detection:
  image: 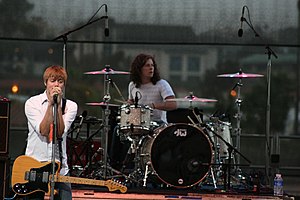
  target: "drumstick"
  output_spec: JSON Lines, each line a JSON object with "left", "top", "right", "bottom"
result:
{"left": 187, "top": 115, "right": 197, "bottom": 126}
{"left": 192, "top": 109, "right": 202, "bottom": 124}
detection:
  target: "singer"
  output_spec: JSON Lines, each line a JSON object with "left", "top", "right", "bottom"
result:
{"left": 24, "top": 65, "right": 78, "bottom": 199}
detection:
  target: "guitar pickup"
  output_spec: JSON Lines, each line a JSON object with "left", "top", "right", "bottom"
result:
{"left": 24, "top": 171, "right": 30, "bottom": 181}
{"left": 42, "top": 172, "right": 49, "bottom": 183}
{"left": 29, "top": 170, "right": 36, "bottom": 181}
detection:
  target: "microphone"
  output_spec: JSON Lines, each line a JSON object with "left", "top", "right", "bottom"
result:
{"left": 53, "top": 93, "right": 58, "bottom": 103}
{"left": 104, "top": 5, "right": 109, "bottom": 37}
{"left": 75, "top": 110, "right": 88, "bottom": 139}
{"left": 238, "top": 6, "right": 246, "bottom": 37}
{"left": 134, "top": 91, "right": 139, "bottom": 107}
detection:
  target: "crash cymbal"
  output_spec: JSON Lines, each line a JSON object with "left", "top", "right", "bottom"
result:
{"left": 86, "top": 102, "right": 120, "bottom": 107}
{"left": 84, "top": 67, "right": 130, "bottom": 75}
{"left": 217, "top": 71, "right": 263, "bottom": 78}
{"left": 166, "top": 96, "right": 217, "bottom": 103}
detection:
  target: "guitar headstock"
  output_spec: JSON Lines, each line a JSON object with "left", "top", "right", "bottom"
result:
{"left": 105, "top": 179, "right": 127, "bottom": 193}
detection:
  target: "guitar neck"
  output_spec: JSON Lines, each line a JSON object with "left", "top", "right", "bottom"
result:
{"left": 54, "top": 175, "right": 106, "bottom": 186}
{"left": 53, "top": 175, "right": 127, "bottom": 193}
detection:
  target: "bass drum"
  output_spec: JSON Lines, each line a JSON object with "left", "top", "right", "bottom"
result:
{"left": 140, "top": 123, "right": 213, "bottom": 188}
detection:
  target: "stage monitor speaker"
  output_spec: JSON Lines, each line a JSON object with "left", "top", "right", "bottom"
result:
{"left": 0, "top": 100, "right": 10, "bottom": 156}
{"left": 0, "top": 156, "right": 10, "bottom": 199}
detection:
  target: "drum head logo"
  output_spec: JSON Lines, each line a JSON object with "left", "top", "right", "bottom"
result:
{"left": 174, "top": 128, "right": 187, "bottom": 137}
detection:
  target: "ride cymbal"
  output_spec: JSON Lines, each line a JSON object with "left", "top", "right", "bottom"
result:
{"left": 166, "top": 96, "right": 217, "bottom": 103}
{"left": 86, "top": 102, "right": 120, "bottom": 107}
{"left": 217, "top": 71, "right": 264, "bottom": 78}
{"left": 84, "top": 67, "right": 130, "bottom": 75}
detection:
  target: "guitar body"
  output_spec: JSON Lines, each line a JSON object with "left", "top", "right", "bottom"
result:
{"left": 11, "top": 155, "right": 60, "bottom": 195}
{"left": 11, "top": 155, "right": 127, "bottom": 195}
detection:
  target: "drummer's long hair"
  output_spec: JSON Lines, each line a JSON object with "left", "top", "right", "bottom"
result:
{"left": 130, "top": 53, "right": 161, "bottom": 88}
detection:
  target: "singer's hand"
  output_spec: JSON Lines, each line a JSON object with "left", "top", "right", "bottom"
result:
{"left": 50, "top": 86, "right": 63, "bottom": 105}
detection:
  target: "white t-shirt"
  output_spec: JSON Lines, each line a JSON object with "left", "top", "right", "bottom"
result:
{"left": 25, "top": 91, "right": 78, "bottom": 175}
{"left": 128, "top": 79, "right": 175, "bottom": 123}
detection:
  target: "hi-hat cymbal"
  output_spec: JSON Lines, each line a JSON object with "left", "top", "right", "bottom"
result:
{"left": 84, "top": 67, "right": 130, "bottom": 75}
{"left": 86, "top": 102, "right": 120, "bottom": 107}
{"left": 217, "top": 71, "right": 264, "bottom": 78}
{"left": 166, "top": 96, "right": 218, "bottom": 103}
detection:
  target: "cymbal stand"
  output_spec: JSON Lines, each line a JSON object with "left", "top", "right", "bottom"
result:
{"left": 233, "top": 77, "right": 243, "bottom": 175}
{"left": 99, "top": 65, "right": 129, "bottom": 180}
{"left": 102, "top": 65, "right": 112, "bottom": 179}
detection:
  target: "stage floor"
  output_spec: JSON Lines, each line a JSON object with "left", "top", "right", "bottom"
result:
{"left": 45, "top": 190, "right": 286, "bottom": 200}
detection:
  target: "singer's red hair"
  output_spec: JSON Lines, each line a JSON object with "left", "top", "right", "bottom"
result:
{"left": 43, "top": 65, "right": 67, "bottom": 84}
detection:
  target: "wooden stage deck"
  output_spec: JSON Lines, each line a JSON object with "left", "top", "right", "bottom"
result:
{"left": 70, "top": 191, "right": 283, "bottom": 200}
{"left": 43, "top": 189, "right": 295, "bottom": 200}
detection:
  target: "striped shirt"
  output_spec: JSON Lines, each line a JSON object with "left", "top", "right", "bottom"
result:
{"left": 128, "top": 79, "right": 175, "bottom": 123}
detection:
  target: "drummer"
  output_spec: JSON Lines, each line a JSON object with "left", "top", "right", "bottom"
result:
{"left": 127, "top": 53, "right": 177, "bottom": 125}
{"left": 110, "top": 53, "right": 177, "bottom": 170}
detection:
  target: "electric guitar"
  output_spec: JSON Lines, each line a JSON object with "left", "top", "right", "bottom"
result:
{"left": 11, "top": 155, "right": 127, "bottom": 195}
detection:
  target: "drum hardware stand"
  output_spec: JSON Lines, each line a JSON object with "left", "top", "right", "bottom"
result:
{"left": 123, "top": 135, "right": 146, "bottom": 184}
{"left": 80, "top": 146, "right": 104, "bottom": 177}
{"left": 142, "top": 161, "right": 151, "bottom": 187}
{"left": 73, "top": 124, "right": 104, "bottom": 175}
{"left": 202, "top": 123, "right": 251, "bottom": 191}
{"left": 99, "top": 65, "right": 125, "bottom": 179}
{"left": 121, "top": 136, "right": 137, "bottom": 172}
{"left": 205, "top": 165, "right": 217, "bottom": 189}
{"left": 189, "top": 113, "right": 217, "bottom": 189}
{"left": 92, "top": 156, "right": 131, "bottom": 180}
{"left": 232, "top": 76, "right": 243, "bottom": 176}
{"left": 202, "top": 118, "right": 225, "bottom": 188}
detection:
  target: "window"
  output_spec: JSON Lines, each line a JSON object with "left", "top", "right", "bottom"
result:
{"left": 169, "top": 55, "right": 182, "bottom": 71}
{"left": 187, "top": 56, "right": 200, "bottom": 72}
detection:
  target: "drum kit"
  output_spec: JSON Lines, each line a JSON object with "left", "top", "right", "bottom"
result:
{"left": 80, "top": 65, "right": 263, "bottom": 190}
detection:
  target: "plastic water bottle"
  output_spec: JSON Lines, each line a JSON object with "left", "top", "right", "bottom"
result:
{"left": 273, "top": 173, "right": 283, "bottom": 196}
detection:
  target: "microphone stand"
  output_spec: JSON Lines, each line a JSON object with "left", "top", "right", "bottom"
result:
{"left": 265, "top": 46, "right": 278, "bottom": 184}
{"left": 50, "top": 96, "right": 59, "bottom": 200}
{"left": 240, "top": 6, "right": 278, "bottom": 185}
{"left": 53, "top": 15, "right": 108, "bottom": 94}
{"left": 53, "top": 16, "right": 107, "bottom": 41}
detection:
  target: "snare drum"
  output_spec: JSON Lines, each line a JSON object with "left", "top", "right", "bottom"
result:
{"left": 120, "top": 104, "right": 152, "bottom": 135}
